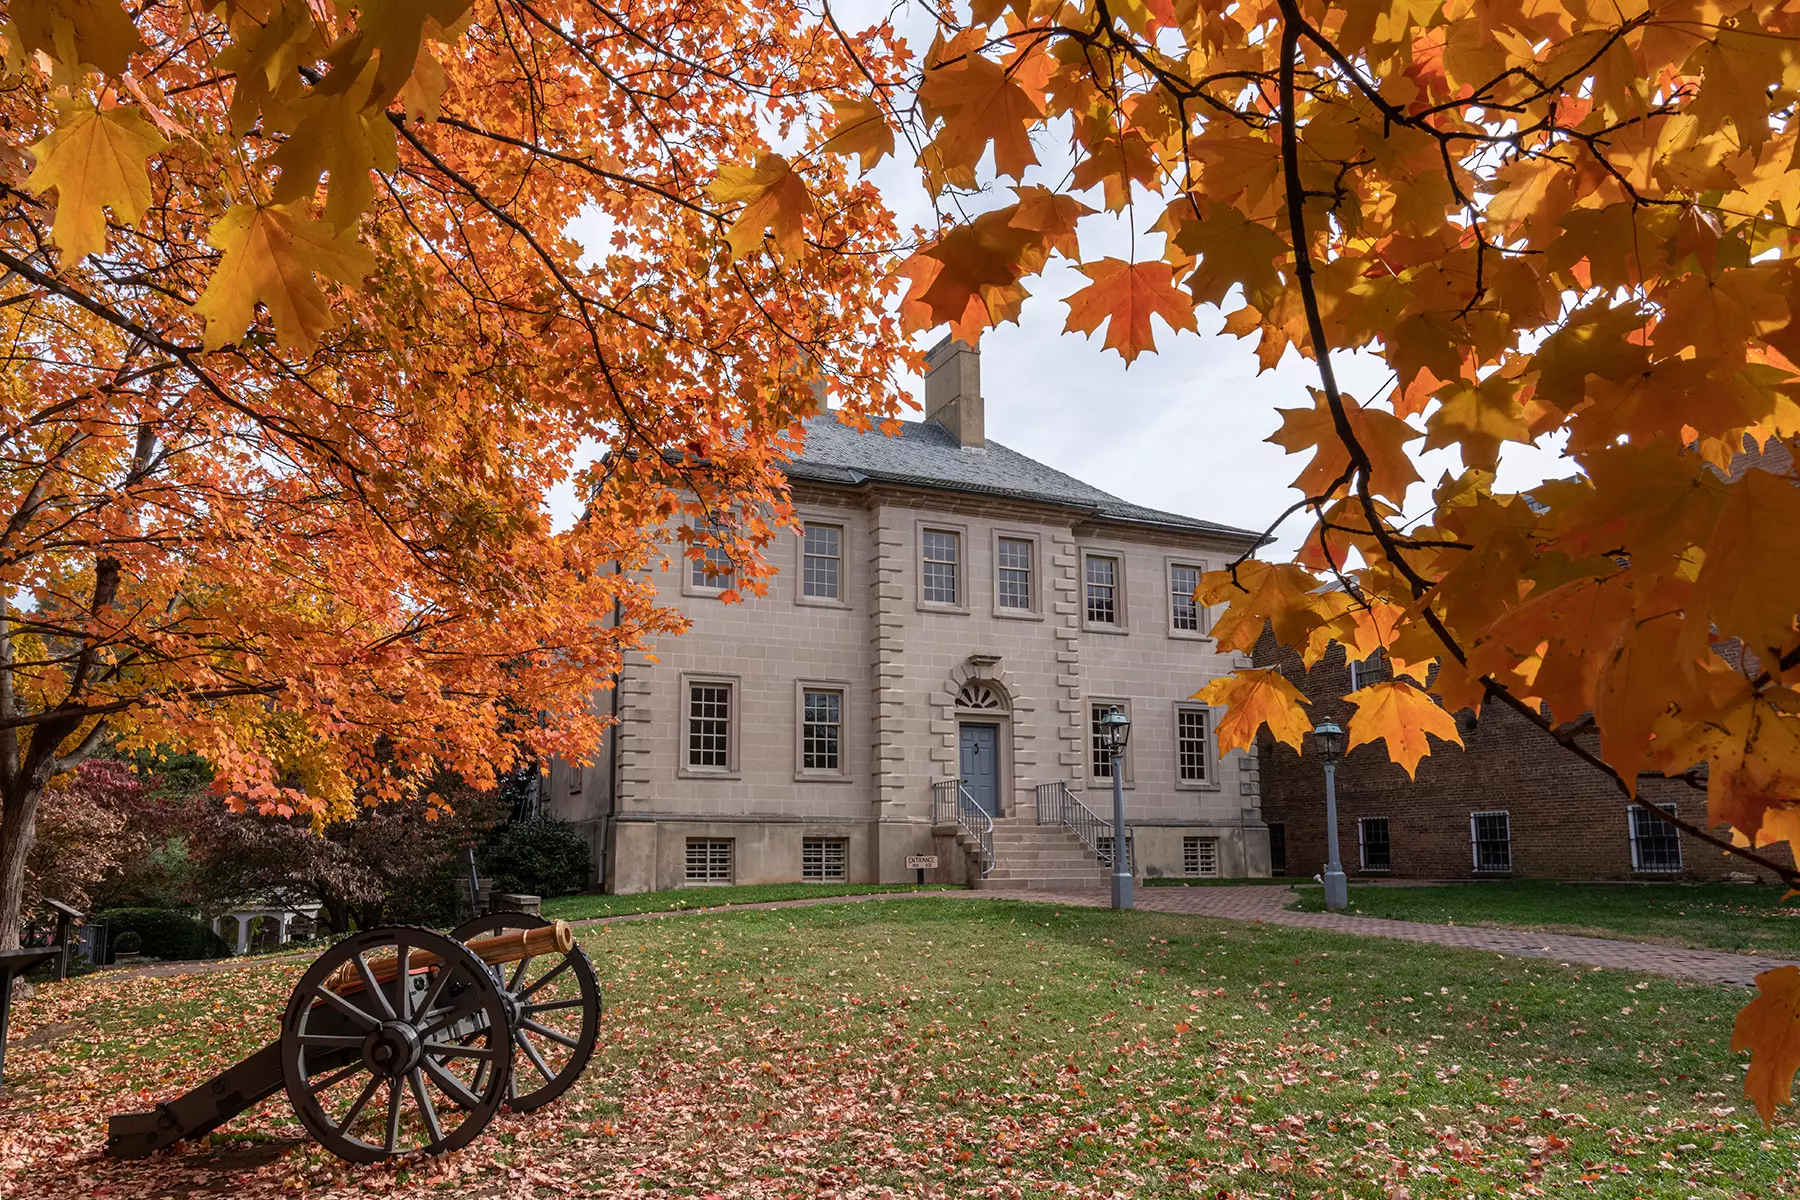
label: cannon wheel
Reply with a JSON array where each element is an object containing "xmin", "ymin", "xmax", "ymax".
[
  {"xmin": 280, "ymin": 926, "xmax": 511, "ymax": 1163},
  {"xmin": 452, "ymin": 911, "xmax": 601, "ymax": 1112}
]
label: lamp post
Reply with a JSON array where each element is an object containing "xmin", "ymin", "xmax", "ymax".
[
  {"xmin": 1313, "ymin": 719, "xmax": 1348, "ymax": 910},
  {"xmin": 1099, "ymin": 707, "xmax": 1133, "ymax": 910}
]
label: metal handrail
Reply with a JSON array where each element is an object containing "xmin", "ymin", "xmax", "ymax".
[
  {"xmin": 933, "ymin": 779, "xmax": 995, "ymax": 877},
  {"xmin": 1034, "ymin": 782, "xmax": 1133, "ymax": 870}
]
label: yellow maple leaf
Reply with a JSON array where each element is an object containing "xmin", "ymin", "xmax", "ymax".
[
  {"xmin": 191, "ymin": 202, "xmax": 375, "ymax": 354},
  {"xmin": 819, "ymin": 96, "xmax": 893, "ymax": 170},
  {"xmin": 1192, "ymin": 668, "xmax": 1311, "ymax": 755},
  {"xmin": 1269, "ymin": 390, "xmax": 1422, "ymax": 504},
  {"xmin": 1734, "ymin": 966, "xmax": 1800, "ymax": 1126},
  {"xmin": 8, "ymin": 0, "xmax": 144, "ymax": 77},
  {"xmin": 26, "ymin": 102, "xmax": 167, "ymax": 261},
  {"xmin": 1199, "ymin": 561, "xmax": 1329, "ymax": 655},
  {"xmin": 1695, "ymin": 467, "xmax": 1800, "ymax": 658},
  {"xmin": 708, "ymin": 153, "xmax": 814, "ymax": 262},
  {"xmin": 1344, "ymin": 680, "xmax": 1463, "ymax": 779}
]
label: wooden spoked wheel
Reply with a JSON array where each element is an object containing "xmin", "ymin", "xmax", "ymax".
[
  {"xmin": 280, "ymin": 926, "xmax": 511, "ymax": 1163},
  {"xmin": 451, "ymin": 912, "xmax": 601, "ymax": 1113}
]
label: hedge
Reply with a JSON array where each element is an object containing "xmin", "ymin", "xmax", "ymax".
[{"xmin": 100, "ymin": 907, "xmax": 230, "ymax": 961}]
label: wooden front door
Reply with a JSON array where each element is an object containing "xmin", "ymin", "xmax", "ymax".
[{"xmin": 959, "ymin": 723, "xmax": 1000, "ymax": 817}]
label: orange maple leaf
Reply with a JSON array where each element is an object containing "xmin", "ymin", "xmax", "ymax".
[
  {"xmin": 708, "ymin": 152, "xmax": 814, "ymax": 262},
  {"xmin": 1192, "ymin": 668, "xmax": 1312, "ymax": 754},
  {"xmin": 1344, "ymin": 680, "xmax": 1463, "ymax": 778},
  {"xmin": 1062, "ymin": 259, "xmax": 1197, "ymax": 365},
  {"xmin": 1269, "ymin": 391, "xmax": 1422, "ymax": 504},
  {"xmin": 918, "ymin": 53, "xmax": 1043, "ymax": 179},
  {"xmin": 1734, "ymin": 966, "xmax": 1800, "ymax": 1125}
]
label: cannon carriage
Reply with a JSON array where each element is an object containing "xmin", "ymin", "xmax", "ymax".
[{"xmin": 106, "ymin": 912, "xmax": 600, "ymax": 1163}]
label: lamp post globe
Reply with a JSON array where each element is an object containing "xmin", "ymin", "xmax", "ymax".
[
  {"xmin": 1312, "ymin": 719, "xmax": 1349, "ymax": 910},
  {"xmin": 1099, "ymin": 708, "xmax": 1133, "ymax": 910}
]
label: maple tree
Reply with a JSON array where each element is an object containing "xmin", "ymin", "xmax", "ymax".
[
  {"xmin": 853, "ymin": 0, "xmax": 1800, "ymax": 1121},
  {"xmin": 0, "ymin": 0, "xmax": 910, "ymax": 950}
]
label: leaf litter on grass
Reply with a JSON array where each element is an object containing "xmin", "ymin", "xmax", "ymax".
[{"xmin": 0, "ymin": 898, "xmax": 1794, "ymax": 1198}]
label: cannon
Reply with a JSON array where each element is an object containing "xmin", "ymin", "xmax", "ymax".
[{"xmin": 105, "ymin": 912, "xmax": 600, "ymax": 1163}]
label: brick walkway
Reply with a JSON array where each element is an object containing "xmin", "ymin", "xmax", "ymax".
[{"xmin": 975, "ymin": 884, "xmax": 1792, "ymax": 988}]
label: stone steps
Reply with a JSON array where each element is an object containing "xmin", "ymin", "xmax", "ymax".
[{"xmin": 965, "ymin": 819, "xmax": 1114, "ymax": 890}]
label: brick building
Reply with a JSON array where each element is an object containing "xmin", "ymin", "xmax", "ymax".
[
  {"xmin": 1254, "ymin": 633, "xmax": 1787, "ymax": 884},
  {"xmin": 545, "ymin": 338, "xmax": 1271, "ymax": 892}
]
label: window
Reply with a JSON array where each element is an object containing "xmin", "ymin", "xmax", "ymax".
[
  {"xmin": 1091, "ymin": 703, "xmax": 1128, "ymax": 780},
  {"xmin": 1183, "ymin": 837, "xmax": 1220, "ymax": 878},
  {"xmin": 1471, "ymin": 810, "xmax": 1511, "ymax": 872},
  {"xmin": 801, "ymin": 689, "xmax": 842, "ymax": 772},
  {"xmin": 1630, "ymin": 804, "xmax": 1682, "ymax": 873},
  {"xmin": 687, "ymin": 682, "xmax": 732, "ymax": 769},
  {"xmin": 1176, "ymin": 706, "xmax": 1212, "ymax": 784},
  {"xmin": 1170, "ymin": 563, "xmax": 1202, "ymax": 632},
  {"xmin": 1269, "ymin": 823, "xmax": 1287, "ymax": 873},
  {"xmin": 997, "ymin": 536, "xmax": 1033, "ymax": 610},
  {"xmin": 685, "ymin": 839, "xmax": 733, "ymax": 884},
  {"xmin": 690, "ymin": 517, "xmax": 733, "ymax": 590},
  {"xmin": 1358, "ymin": 817, "xmax": 1391, "ymax": 871},
  {"xmin": 802, "ymin": 522, "xmax": 841, "ymax": 600},
  {"xmin": 802, "ymin": 837, "xmax": 848, "ymax": 881},
  {"xmin": 1085, "ymin": 554, "xmax": 1120, "ymax": 625},
  {"xmin": 922, "ymin": 529, "xmax": 960, "ymax": 605},
  {"xmin": 1348, "ymin": 650, "xmax": 1384, "ymax": 691}
]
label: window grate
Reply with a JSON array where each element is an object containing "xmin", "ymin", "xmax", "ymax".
[
  {"xmin": 1085, "ymin": 555, "xmax": 1118, "ymax": 624},
  {"xmin": 1471, "ymin": 810, "xmax": 1511, "ymax": 872},
  {"xmin": 1176, "ymin": 707, "xmax": 1210, "ymax": 783},
  {"xmin": 802, "ymin": 837, "xmax": 847, "ymax": 882},
  {"xmin": 802, "ymin": 522, "xmax": 841, "ymax": 599},
  {"xmin": 1170, "ymin": 564, "xmax": 1201, "ymax": 632},
  {"xmin": 997, "ymin": 537, "xmax": 1033, "ymax": 610},
  {"xmin": 1629, "ymin": 804, "xmax": 1682, "ymax": 873},
  {"xmin": 1183, "ymin": 837, "xmax": 1219, "ymax": 877},
  {"xmin": 801, "ymin": 689, "xmax": 842, "ymax": 772},
  {"xmin": 1095, "ymin": 835, "xmax": 1133, "ymax": 870},
  {"xmin": 1358, "ymin": 817, "xmax": 1391, "ymax": 871},
  {"xmin": 685, "ymin": 839, "xmax": 732, "ymax": 884},
  {"xmin": 1269, "ymin": 823, "xmax": 1286, "ymax": 873},
  {"xmin": 922, "ymin": 530, "xmax": 960, "ymax": 605},
  {"xmin": 687, "ymin": 683, "xmax": 731, "ymax": 768}
]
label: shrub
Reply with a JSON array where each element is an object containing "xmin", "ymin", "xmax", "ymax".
[
  {"xmin": 101, "ymin": 908, "xmax": 229, "ymax": 961},
  {"xmin": 113, "ymin": 930, "xmax": 143, "ymax": 953},
  {"xmin": 480, "ymin": 817, "xmax": 590, "ymax": 898}
]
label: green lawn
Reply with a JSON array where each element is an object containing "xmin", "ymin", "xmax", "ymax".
[
  {"xmin": 3, "ymin": 896, "xmax": 1790, "ymax": 1197},
  {"xmin": 1289, "ymin": 879, "xmax": 1800, "ymax": 957},
  {"xmin": 541, "ymin": 880, "xmax": 958, "ymax": 922}
]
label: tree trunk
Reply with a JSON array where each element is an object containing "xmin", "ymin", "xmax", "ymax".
[
  {"xmin": 356, "ymin": 900, "xmax": 384, "ymax": 933},
  {"xmin": 0, "ymin": 777, "xmax": 43, "ymax": 950},
  {"xmin": 320, "ymin": 896, "xmax": 350, "ymax": 936}
]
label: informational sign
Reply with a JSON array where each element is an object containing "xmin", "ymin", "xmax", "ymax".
[{"xmin": 904, "ymin": 855, "xmax": 939, "ymax": 870}]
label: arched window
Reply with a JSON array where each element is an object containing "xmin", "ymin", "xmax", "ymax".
[{"xmin": 955, "ymin": 682, "xmax": 1006, "ymax": 712}]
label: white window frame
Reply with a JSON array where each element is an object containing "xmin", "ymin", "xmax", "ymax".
[
  {"xmin": 1088, "ymin": 698, "xmax": 1134, "ymax": 786},
  {"xmin": 1173, "ymin": 703, "xmax": 1218, "ymax": 790},
  {"xmin": 917, "ymin": 522, "xmax": 968, "ymax": 612},
  {"xmin": 797, "ymin": 520, "xmax": 845, "ymax": 606},
  {"xmin": 1628, "ymin": 803, "xmax": 1683, "ymax": 874},
  {"xmin": 992, "ymin": 530, "xmax": 1041, "ymax": 618},
  {"xmin": 794, "ymin": 680, "xmax": 851, "ymax": 781},
  {"xmin": 1470, "ymin": 810, "xmax": 1512, "ymax": 873},
  {"xmin": 802, "ymin": 837, "xmax": 848, "ymax": 882},
  {"xmin": 684, "ymin": 839, "xmax": 734, "ymax": 885},
  {"xmin": 1082, "ymin": 551, "xmax": 1126, "ymax": 630},
  {"xmin": 1347, "ymin": 650, "xmax": 1385, "ymax": 692},
  {"xmin": 684, "ymin": 515, "xmax": 734, "ymax": 595},
  {"xmin": 1357, "ymin": 816, "xmax": 1391, "ymax": 872},
  {"xmin": 1167, "ymin": 558, "xmax": 1209, "ymax": 639},
  {"xmin": 679, "ymin": 674, "xmax": 740, "ymax": 779}
]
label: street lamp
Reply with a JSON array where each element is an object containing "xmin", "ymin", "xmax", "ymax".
[
  {"xmin": 1099, "ymin": 707, "xmax": 1133, "ymax": 910},
  {"xmin": 1313, "ymin": 719, "xmax": 1348, "ymax": 910}
]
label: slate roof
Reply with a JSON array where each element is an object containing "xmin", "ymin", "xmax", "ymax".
[{"xmin": 785, "ymin": 414, "xmax": 1261, "ymax": 541}]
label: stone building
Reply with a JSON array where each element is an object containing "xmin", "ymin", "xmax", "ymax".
[{"xmin": 545, "ymin": 338, "xmax": 1270, "ymax": 892}]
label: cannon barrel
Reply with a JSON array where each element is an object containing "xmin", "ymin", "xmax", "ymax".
[{"xmin": 323, "ymin": 919, "xmax": 574, "ymax": 995}]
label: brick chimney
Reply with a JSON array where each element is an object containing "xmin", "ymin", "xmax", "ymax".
[{"xmin": 924, "ymin": 336, "xmax": 983, "ymax": 448}]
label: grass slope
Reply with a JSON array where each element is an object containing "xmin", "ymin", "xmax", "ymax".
[
  {"xmin": 2, "ymin": 897, "xmax": 1788, "ymax": 1198},
  {"xmin": 1289, "ymin": 880, "xmax": 1800, "ymax": 957}
]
